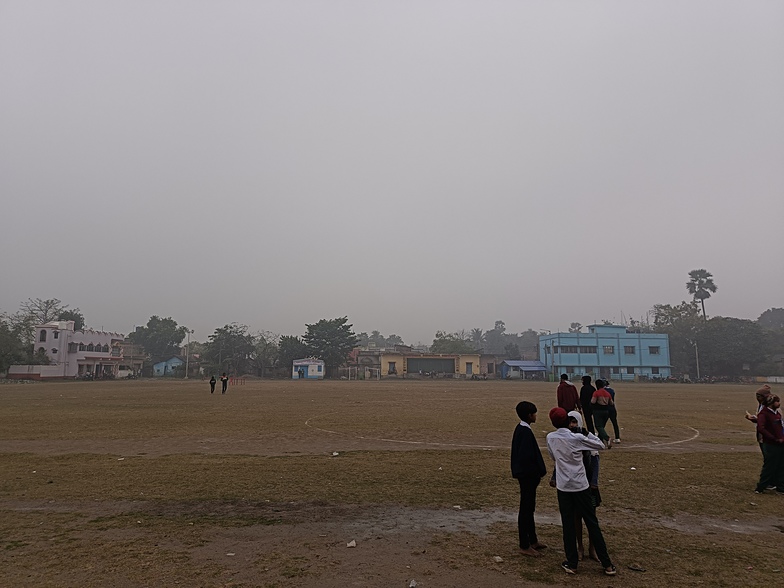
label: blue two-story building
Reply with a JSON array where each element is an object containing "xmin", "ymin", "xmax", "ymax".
[{"xmin": 539, "ymin": 324, "xmax": 671, "ymax": 382}]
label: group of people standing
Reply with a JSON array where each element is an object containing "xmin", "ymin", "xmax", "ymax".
[
  {"xmin": 510, "ymin": 373, "xmax": 621, "ymax": 576},
  {"xmin": 557, "ymin": 374, "xmax": 620, "ymax": 449}
]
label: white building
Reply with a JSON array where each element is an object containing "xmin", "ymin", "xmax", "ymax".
[{"xmin": 8, "ymin": 321, "xmax": 125, "ymax": 379}]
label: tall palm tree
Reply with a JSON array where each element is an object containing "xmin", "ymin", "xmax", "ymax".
[{"xmin": 686, "ymin": 269, "xmax": 718, "ymax": 319}]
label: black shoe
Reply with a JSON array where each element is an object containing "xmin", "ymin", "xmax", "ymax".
[{"xmin": 561, "ymin": 561, "xmax": 578, "ymax": 574}]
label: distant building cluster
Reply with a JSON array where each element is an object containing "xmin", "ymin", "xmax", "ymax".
[{"xmin": 7, "ymin": 321, "xmax": 673, "ymax": 382}]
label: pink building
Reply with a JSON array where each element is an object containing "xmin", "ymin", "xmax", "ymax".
[{"xmin": 8, "ymin": 321, "xmax": 125, "ymax": 379}]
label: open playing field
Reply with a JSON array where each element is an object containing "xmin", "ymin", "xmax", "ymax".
[{"xmin": 1, "ymin": 378, "xmax": 781, "ymax": 587}]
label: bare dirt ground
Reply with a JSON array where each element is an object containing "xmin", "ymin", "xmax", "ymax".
[{"xmin": 2, "ymin": 378, "xmax": 782, "ymax": 587}]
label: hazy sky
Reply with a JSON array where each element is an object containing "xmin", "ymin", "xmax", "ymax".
[{"xmin": 2, "ymin": 1, "xmax": 782, "ymax": 344}]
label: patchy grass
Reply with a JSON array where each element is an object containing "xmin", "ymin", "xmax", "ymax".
[{"xmin": 0, "ymin": 379, "xmax": 779, "ymax": 587}]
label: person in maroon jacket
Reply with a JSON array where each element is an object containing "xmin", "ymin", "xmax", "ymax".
[
  {"xmin": 755, "ymin": 394, "xmax": 784, "ymax": 494},
  {"xmin": 557, "ymin": 374, "xmax": 580, "ymax": 412}
]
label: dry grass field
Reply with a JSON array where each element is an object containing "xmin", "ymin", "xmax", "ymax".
[{"xmin": 1, "ymin": 378, "xmax": 782, "ymax": 587}]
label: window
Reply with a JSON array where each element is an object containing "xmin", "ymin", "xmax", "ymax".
[
  {"xmin": 79, "ymin": 343, "xmax": 86, "ymax": 351},
  {"xmin": 612, "ymin": 367, "xmax": 620, "ymax": 374},
  {"xmin": 626, "ymin": 367, "xmax": 634, "ymax": 374},
  {"xmin": 317, "ymin": 365, "xmax": 322, "ymax": 372},
  {"xmin": 649, "ymin": 346, "xmax": 660, "ymax": 355},
  {"xmin": 579, "ymin": 346, "xmax": 597, "ymax": 353},
  {"xmin": 651, "ymin": 367, "xmax": 660, "ymax": 375},
  {"xmin": 68, "ymin": 343, "xmax": 78, "ymax": 353},
  {"xmin": 552, "ymin": 346, "xmax": 559, "ymax": 353},
  {"xmin": 87, "ymin": 344, "xmax": 94, "ymax": 352},
  {"xmin": 624, "ymin": 346, "xmax": 636, "ymax": 354},
  {"xmin": 51, "ymin": 348, "xmax": 58, "ymax": 355},
  {"xmin": 566, "ymin": 367, "xmax": 575, "ymax": 373},
  {"xmin": 102, "ymin": 345, "xmax": 110, "ymax": 353},
  {"xmin": 388, "ymin": 361, "xmax": 397, "ymax": 375},
  {"xmin": 559, "ymin": 345, "xmax": 579, "ymax": 353},
  {"xmin": 38, "ymin": 347, "xmax": 46, "ymax": 354},
  {"xmin": 39, "ymin": 330, "xmax": 47, "ymax": 342},
  {"xmin": 53, "ymin": 331, "xmax": 59, "ymax": 339},
  {"xmin": 603, "ymin": 346, "xmax": 614, "ymax": 354},
  {"xmin": 487, "ymin": 362, "xmax": 494, "ymax": 374}
]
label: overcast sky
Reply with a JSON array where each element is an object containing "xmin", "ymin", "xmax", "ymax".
[{"xmin": 1, "ymin": 1, "xmax": 782, "ymax": 344}]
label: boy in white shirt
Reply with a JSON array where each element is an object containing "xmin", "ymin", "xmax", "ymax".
[{"xmin": 546, "ymin": 407, "xmax": 616, "ymax": 576}]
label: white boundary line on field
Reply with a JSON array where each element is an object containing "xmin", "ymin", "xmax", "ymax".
[
  {"xmin": 621, "ymin": 425, "xmax": 700, "ymax": 449},
  {"xmin": 305, "ymin": 415, "xmax": 700, "ymax": 451}
]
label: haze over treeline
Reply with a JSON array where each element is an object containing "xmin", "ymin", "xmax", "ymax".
[{"xmin": 1, "ymin": 2, "xmax": 782, "ymax": 346}]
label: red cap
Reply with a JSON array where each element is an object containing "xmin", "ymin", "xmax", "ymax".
[{"xmin": 549, "ymin": 407, "xmax": 569, "ymax": 428}]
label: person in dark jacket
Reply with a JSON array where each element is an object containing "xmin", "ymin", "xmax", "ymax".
[
  {"xmin": 511, "ymin": 401, "xmax": 548, "ymax": 556},
  {"xmin": 579, "ymin": 375, "xmax": 597, "ymax": 434}
]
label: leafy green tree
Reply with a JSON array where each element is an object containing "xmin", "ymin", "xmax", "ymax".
[
  {"xmin": 57, "ymin": 309, "xmax": 86, "ymax": 331},
  {"xmin": 203, "ymin": 323, "xmax": 256, "ymax": 376},
  {"xmin": 504, "ymin": 343, "xmax": 521, "ymax": 360},
  {"xmin": 568, "ymin": 323, "xmax": 582, "ymax": 333},
  {"xmin": 386, "ymin": 334, "xmax": 405, "ymax": 347},
  {"xmin": 652, "ymin": 301, "xmax": 703, "ymax": 375},
  {"xmin": 430, "ymin": 331, "xmax": 475, "ymax": 354},
  {"xmin": 278, "ymin": 335, "xmax": 308, "ymax": 371},
  {"xmin": 0, "ymin": 317, "xmax": 30, "ymax": 372},
  {"xmin": 470, "ymin": 328, "xmax": 485, "ymax": 351},
  {"xmin": 758, "ymin": 308, "xmax": 784, "ymax": 330},
  {"xmin": 696, "ymin": 317, "xmax": 767, "ymax": 376},
  {"xmin": 686, "ymin": 269, "xmax": 718, "ymax": 319},
  {"xmin": 303, "ymin": 317, "xmax": 359, "ymax": 376},
  {"xmin": 128, "ymin": 316, "xmax": 188, "ymax": 358}
]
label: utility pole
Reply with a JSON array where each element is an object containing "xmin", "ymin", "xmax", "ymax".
[{"xmin": 184, "ymin": 329, "xmax": 193, "ymax": 379}]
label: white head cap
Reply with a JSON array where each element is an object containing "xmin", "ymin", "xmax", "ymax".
[{"xmin": 567, "ymin": 410, "xmax": 583, "ymax": 429}]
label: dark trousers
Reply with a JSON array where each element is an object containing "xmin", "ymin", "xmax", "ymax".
[
  {"xmin": 757, "ymin": 443, "xmax": 784, "ymax": 491},
  {"xmin": 593, "ymin": 408, "xmax": 611, "ymax": 442},
  {"xmin": 210, "ymin": 382, "xmax": 215, "ymax": 393},
  {"xmin": 222, "ymin": 381, "xmax": 227, "ymax": 393},
  {"xmin": 608, "ymin": 405, "xmax": 620, "ymax": 439},
  {"xmin": 583, "ymin": 407, "xmax": 595, "ymax": 434},
  {"xmin": 557, "ymin": 489, "xmax": 612, "ymax": 569},
  {"xmin": 517, "ymin": 477, "xmax": 540, "ymax": 549}
]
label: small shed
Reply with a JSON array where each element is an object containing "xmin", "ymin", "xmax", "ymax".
[
  {"xmin": 500, "ymin": 360, "xmax": 547, "ymax": 380},
  {"xmin": 153, "ymin": 356, "xmax": 184, "ymax": 377},
  {"xmin": 292, "ymin": 358, "xmax": 325, "ymax": 380}
]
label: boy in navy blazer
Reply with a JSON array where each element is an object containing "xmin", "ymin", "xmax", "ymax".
[{"xmin": 511, "ymin": 401, "xmax": 548, "ymax": 556}]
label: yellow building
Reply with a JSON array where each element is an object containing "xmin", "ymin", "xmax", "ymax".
[{"xmin": 380, "ymin": 352, "xmax": 481, "ymax": 378}]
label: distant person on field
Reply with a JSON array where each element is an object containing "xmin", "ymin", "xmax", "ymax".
[
  {"xmin": 209, "ymin": 375, "xmax": 216, "ymax": 394},
  {"xmin": 591, "ymin": 380, "xmax": 614, "ymax": 449},
  {"xmin": 604, "ymin": 380, "xmax": 621, "ymax": 444},
  {"xmin": 221, "ymin": 373, "xmax": 228, "ymax": 394},
  {"xmin": 755, "ymin": 394, "xmax": 784, "ymax": 494},
  {"xmin": 511, "ymin": 401, "xmax": 548, "ymax": 557},
  {"xmin": 557, "ymin": 374, "xmax": 580, "ymax": 412},
  {"xmin": 579, "ymin": 375, "xmax": 596, "ymax": 434},
  {"xmin": 546, "ymin": 407, "xmax": 615, "ymax": 576},
  {"xmin": 746, "ymin": 385, "xmax": 772, "ymax": 453}
]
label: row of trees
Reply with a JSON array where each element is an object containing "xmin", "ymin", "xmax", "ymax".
[{"xmin": 128, "ymin": 316, "xmax": 359, "ymax": 378}]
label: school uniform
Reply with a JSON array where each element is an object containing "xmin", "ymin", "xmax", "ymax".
[
  {"xmin": 547, "ymin": 426, "xmax": 613, "ymax": 570},
  {"xmin": 511, "ymin": 421, "xmax": 546, "ymax": 550}
]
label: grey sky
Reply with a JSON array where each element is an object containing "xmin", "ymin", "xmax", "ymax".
[{"xmin": 2, "ymin": 1, "xmax": 782, "ymax": 344}]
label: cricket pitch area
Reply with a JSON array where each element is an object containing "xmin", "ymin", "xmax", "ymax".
[{"xmin": 1, "ymin": 378, "xmax": 781, "ymax": 587}]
